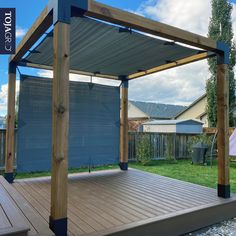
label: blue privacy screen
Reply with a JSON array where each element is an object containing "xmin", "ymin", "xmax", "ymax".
[{"xmin": 17, "ymin": 75, "xmax": 120, "ymax": 172}]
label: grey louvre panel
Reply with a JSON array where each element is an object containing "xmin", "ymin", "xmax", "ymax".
[
  {"xmin": 22, "ymin": 16, "xmax": 203, "ymax": 76},
  {"xmin": 17, "ymin": 75, "xmax": 120, "ymax": 172}
]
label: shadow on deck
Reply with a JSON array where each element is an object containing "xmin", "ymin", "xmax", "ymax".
[{"xmin": 1, "ymin": 168, "xmax": 236, "ymax": 236}]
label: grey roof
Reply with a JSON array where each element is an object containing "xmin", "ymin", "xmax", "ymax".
[
  {"xmin": 130, "ymin": 101, "xmax": 186, "ymax": 119},
  {"xmin": 21, "ymin": 16, "xmax": 204, "ymax": 77},
  {"xmin": 142, "ymin": 119, "xmax": 204, "ymax": 125}
]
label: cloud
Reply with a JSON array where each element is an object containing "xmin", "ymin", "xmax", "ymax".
[
  {"xmin": 16, "ymin": 26, "xmax": 27, "ymax": 39},
  {"xmin": 0, "ymin": 81, "xmax": 20, "ymax": 116},
  {"xmin": 128, "ymin": 0, "xmax": 236, "ymax": 106},
  {"xmin": 231, "ymin": 3, "xmax": 236, "ymax": 40},
  {"xmin": 136, "ymin": 0, "xmax": 211, "ymax": 36},
  {"xmin": 37, "ymin": 70, "xmax": 120, "ymax": 86},
  {"xmin": 129, "ymin": 60, "xmax": 209, "ymax": 106}
]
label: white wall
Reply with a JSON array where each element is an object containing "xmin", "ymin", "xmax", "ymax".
[
  {"xmin": 143, "ymin": 124, "xmax": 176, "ymax": 133},
  {"xmin": 128, "ymin": 102, "xmax": 148, "ymax": 120}
]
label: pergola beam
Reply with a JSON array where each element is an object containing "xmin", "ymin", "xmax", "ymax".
[
  {"xmin": 128, "ymin": 52, "xmax": 213, "ymax": 80},
  {"xmin": 18, "ymin": 62, "xmax": 119, "ymax": 80},
  {"xmin": 86, "ymin": 1, "xmax": 217, "ymax": 51},
  {"xmin": 10, "ymin": 6, "xmax": 53, "ymax": 63}
]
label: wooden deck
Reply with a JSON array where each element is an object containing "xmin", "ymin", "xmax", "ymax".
[
  {"xmin": 0, "ymin": 176, "xmax": 53, "ymax": 236},
  {"xmin": 7, "ymin": 168, "xmax": 236, "ymax": 236}
]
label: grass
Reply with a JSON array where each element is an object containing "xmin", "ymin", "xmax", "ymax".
[
  {"xmin": 1, "ymin": 165, "xmax": 118, "ymax": 179},
  {"xmin": 2, "ymin": 159, "xmax": 236, "ymax": 193},
  {"xmin": 130, "ymin": 159, "xmax": 236, "ymax": 193}
]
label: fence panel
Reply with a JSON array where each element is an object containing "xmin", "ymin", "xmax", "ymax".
[
  {"xmin": 0, "ymin": 129, "xmax": 17, "ymax": 170},
  {"xmin": 128, "ymin": 132, "xmax": 195, "ymax": 161}
]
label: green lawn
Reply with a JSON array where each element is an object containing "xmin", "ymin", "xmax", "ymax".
[
  {"xmin": 1, "ymin": 165, "xmax": 117, "ymax": 180},
  {"xmin": 130, "ymin": 160, "xmax": 236, "ymax": 193},
  {"xmin": 3, "ymin": 159, "xmax": 236, "ymax": 193}
]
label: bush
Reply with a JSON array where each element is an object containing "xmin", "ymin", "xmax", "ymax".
[{"xmin": 136, "ymin": 134, "xmax": 154, "ymax": 165}]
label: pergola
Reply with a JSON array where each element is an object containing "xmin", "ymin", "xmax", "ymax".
[{"xmin": 5, "ymin": 0, "xmax": 230, "ymax": 235}]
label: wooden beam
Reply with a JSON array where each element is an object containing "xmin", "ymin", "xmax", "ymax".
[
  {"xmin": 217, "ymin": 63, "xmax": 230, "ymax": 198},
  {"xmin": 10, "ymin": 6, "xmax": 52, "ymax": 63},
  {"xmin": 4, "ymin": 63, "xmax": 16, "ymax": 183},
  {"xmin": 18, "ymin": 62, "xmax": 119, "ymax": 80},
  {"xmin": 87, "ymin": 1, "xmax": 217, "ymax": 51},
  {"xmin": 120, "ymin": 80, "xmax": 129, "ymax": 170},
  {"xmin": 49, "ymin": 22, "xmax": 70, "ymax": 235},
  {"xmin": 128, "ymin": 52, "xmax": 212, "ymax": 80},
  {"xmin": 203, "ymin": 127, "xmax": 234, "ymax": 136}
]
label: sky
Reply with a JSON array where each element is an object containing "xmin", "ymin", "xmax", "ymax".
[{"xmin": 1, "ymin": 0, "xmax": 236, "ymax": 116}]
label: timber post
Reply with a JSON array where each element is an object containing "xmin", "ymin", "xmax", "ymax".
[
  {"xmin": 216, "ymin": 41, "xmax": 230, "ymax": 198},
  {"xmin": 4, "ymin": 62, "xmax": 17, "ymax": 183},
  {"xmin": 119, "ymin": 77, "xmax": 129, "ymax": 171},
  {"xmin": 49, "ymin": 21, "xmax": 70, "ymax": 235}
]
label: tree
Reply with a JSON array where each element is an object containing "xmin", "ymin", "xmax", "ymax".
[{"xmin": 207, "ymin": 0, "xmax": 236, "ymax": 127}]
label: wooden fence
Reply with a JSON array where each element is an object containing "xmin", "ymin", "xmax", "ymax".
[
  {"xmin": 0, "ymin": 129, "xmax": 17, "ymax": 170},
  {"xmin": 0, "ymin": 129, "xmax": 224, "ymax": 168},
  {"xmin": 129, "ymin": 132, "xmax": 196, "ymax": 161}
]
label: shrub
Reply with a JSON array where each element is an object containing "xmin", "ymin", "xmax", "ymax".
[{"xmin": 136, "ymin": 134, "xmax": 154, "ymax": 165}]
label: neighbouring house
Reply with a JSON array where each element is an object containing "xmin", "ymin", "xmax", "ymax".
[
  {"xmin": 128, "ymin": 101, "xmax": 186, "ymax": 131},
  {"xmin": 141, "ymin": 119, "xmax": 203, "ymax": 134},
  {"xmin": 175, "ymin": 94, "xmax": 208, "ymax": 127}
]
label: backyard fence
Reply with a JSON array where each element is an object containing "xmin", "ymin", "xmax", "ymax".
[
  {"xmin": 0, "ymin": 129, "xmax": 17, "ymax": 170},
  {"xmin": 128, "ymin": 132, "xmax": 196, "ymax": 161},
  {"xmin": 0, "ymin": 130, "xmax": 216, "ymax": 169}
]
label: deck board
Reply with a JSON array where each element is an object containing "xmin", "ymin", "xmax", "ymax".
[
  {"xmin": 0, "ymin": 176, "xmax": 53, "ymax": 236},
  {"xmin": 8, "ymin": 168, "xmax": 236, "ymax": 236}
]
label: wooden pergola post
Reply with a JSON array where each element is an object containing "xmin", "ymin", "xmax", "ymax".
[
  {"xmin": 217, "ymin": 43, "xmax": 230, "ymax": 198},
  {"xmin": 4, "ymin": 63, "xmax": 16, "ymax": 183},
  {"xmin": 49, "ymin": 21, "xmax": 70, "ymax": 235},
  {"xmin": 120, "ymin": 78, "xmax": 129, "ymax": 170}
]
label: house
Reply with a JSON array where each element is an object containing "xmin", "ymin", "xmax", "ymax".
[
  {"xmin": 175, "ymin": 94, "xmax": 208, "ymax": 127},
  {"xmin": 141, "ymin": 119, "xmax": 203, "ymax": 134},
  {"xmin": 128, "ymin": 101, "xmax": 186, "ymax": 131}
]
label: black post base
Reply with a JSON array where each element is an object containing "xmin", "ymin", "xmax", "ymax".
[
  {"xmin": 218, "ymin": 184, "xmax": 230, "ymax": 198},
  {"xmin": 119, "ymin": 162, "xmax": 128, "ymax": 171},
  {"xmin": 49, "ymin": 216, "xmax": 67, "ymax": 236},
  {"xmin": 4, "ymin": 172, "xmax": 14, "ymax": 184}
]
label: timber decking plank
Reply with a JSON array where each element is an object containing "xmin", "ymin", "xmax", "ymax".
[
  {"xmin": 16, "ymin": 182, "xmax": 82, "ymax": 236},
  {"xmin": 70, "ymin": 176, "xmax": 156, "ymax": 218},
  {"xmin": 33, "ymin": 180, "xmax": 122, "ymax": 227},
  {"xmin": 109, "ymin": 170, "xmax": 219, "ymax": 204},
  {"xmin": 82, "ymin": 174, "xmax": 186, "ymax": 213},
  {"xmin": 33, "ymin": 180, "xmax": 108, "ymax": 234},
  {"xmin": 78, "ymin": 175, "xmax": 172, "ymax": 215},
  {"xmin": 0, "ymin": 182, "xmax": 30, "ymax": 236},
  {"xmin": 111, "ymin": 172, "xmax": 217, "ymax": 204},
  {"xmin": 69, "ymin": 181, "xmax": 143, "ymax": 222},
  {"xmin": 69, "ymin": 180, "xmax": 149, "ymax": 220},
  {"xmin": 89, "ymin": 174, "xmax": 192, "ymax": 210},
  {"xmin": 35, "ymin": 178, "xmax": 135, "ymax": 226},
  {"xmin": 0, "ymin": 176, "xmax": 53, "ymax": 236},
  {"xmin": 11, "ymin": 169, "xmax": 236, "ymax": 236},
  {"xmin": 0, "ymin": 204, "xmax": 11, "ymax": 229},
  {"xmin": 18, "ymin": 179, "xmax": 88, "ymax": 235},
  {"xmin": 25, "ymin": 179, "xmax": 97, "ymax": 235}
]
